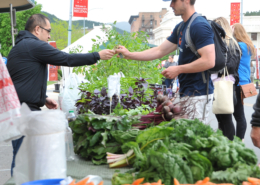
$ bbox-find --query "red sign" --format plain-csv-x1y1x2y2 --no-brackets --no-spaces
73,0,88,18
48,41,58,81
230,3,240,26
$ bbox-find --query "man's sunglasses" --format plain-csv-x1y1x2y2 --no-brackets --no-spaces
39,26,51,33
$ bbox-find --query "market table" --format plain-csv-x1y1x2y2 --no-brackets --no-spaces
3,156,131,185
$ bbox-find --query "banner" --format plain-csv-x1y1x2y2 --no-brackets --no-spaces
48,41,58,81
73,0,88,18
230,2,240,26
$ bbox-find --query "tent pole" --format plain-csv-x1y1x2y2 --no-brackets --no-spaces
10,4,15,46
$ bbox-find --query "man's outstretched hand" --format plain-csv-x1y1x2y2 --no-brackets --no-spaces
98,49,115,60
45,97,58,109
115,46,131,59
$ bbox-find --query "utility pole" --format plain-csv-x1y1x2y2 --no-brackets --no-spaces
241,0,243,24
68,0,73,46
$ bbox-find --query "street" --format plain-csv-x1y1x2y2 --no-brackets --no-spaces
0,86,260,185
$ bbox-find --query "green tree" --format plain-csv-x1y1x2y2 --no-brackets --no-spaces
49,19,86,50
0,2,42,57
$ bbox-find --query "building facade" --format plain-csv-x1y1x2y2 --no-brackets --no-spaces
153,11,260,56
129,8,168,44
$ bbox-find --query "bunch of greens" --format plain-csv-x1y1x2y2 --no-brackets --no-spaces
72,23,163,94
111,119,259,185
76,77,158,115
69,113,142,164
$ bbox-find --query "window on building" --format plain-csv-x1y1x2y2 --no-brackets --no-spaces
150,29,153,32
150,15,153,18
251,33,257,41
142,22,144,27
139,28,141,31
150,21,153,25
159,15,162,18
155,20,157,26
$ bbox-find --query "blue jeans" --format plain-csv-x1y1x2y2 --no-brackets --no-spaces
11,136,24,176
165,79,174,88
11,105,40,176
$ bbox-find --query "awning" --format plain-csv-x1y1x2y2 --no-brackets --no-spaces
0,0,35,13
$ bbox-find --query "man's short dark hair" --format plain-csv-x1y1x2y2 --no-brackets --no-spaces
25,14,49,33
178,0,196,5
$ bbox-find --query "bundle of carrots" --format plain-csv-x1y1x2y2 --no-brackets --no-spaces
69,177,104,185
174,177,234,185
122,177,260,185
242,178,260,185
122,178,163,185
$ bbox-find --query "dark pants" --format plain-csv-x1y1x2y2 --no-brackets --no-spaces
11,136,24,176
216,114,235,140
233,85,247,139
11,106,40,176
165,79,174,88
215,85,247,140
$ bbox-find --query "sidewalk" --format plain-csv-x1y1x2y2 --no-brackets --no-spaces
0,84,60,184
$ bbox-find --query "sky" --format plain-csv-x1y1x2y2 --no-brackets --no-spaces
36,0,260,23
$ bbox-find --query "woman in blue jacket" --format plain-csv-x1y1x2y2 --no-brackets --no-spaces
232,23,256,140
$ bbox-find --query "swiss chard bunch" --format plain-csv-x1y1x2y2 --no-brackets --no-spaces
69,114,139,164
76,77,158,115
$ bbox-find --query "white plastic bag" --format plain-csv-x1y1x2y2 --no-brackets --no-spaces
14,104,67,185
0,53,22,142
172,80,178,92
59,73,88,114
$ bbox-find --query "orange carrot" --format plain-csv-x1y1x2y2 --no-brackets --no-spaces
142,183,152,185
174,178,180,185
133,178,145,185
69,180,76,185
76,177,90,185
157,180,162,185
86,182,94,185
98,181,104,185
248,177,260,185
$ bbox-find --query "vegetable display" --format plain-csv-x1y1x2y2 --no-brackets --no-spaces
110,119,260,185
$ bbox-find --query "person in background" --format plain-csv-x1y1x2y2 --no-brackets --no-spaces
163,55,177,88
250,62,255,83
232,23,256,140
7,14,115,176
251,93,260,149
211,17,241,141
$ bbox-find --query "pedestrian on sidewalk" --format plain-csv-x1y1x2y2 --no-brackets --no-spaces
232,23,257,140
250,62,255,83
163,55,177,88
7,14,115,176
211,17,241,141
251,93,260,149
116,0,215,123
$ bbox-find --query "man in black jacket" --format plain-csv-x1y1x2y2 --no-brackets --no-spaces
7,14,115,175
7,14,114,111
251,94,260,148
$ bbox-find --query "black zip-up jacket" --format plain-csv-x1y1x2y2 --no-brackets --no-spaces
7,30,100,110
218,40,241,85
251,93,260,127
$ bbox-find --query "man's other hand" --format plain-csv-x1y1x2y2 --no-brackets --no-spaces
161,66,180,79
98,49,115,60
115,46,131,59
45,97,58,109
251,126,260,148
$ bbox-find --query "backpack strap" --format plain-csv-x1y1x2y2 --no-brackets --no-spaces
185,13,201,58
177,22,184,36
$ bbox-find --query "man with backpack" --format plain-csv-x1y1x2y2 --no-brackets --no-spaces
116,0,225,123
